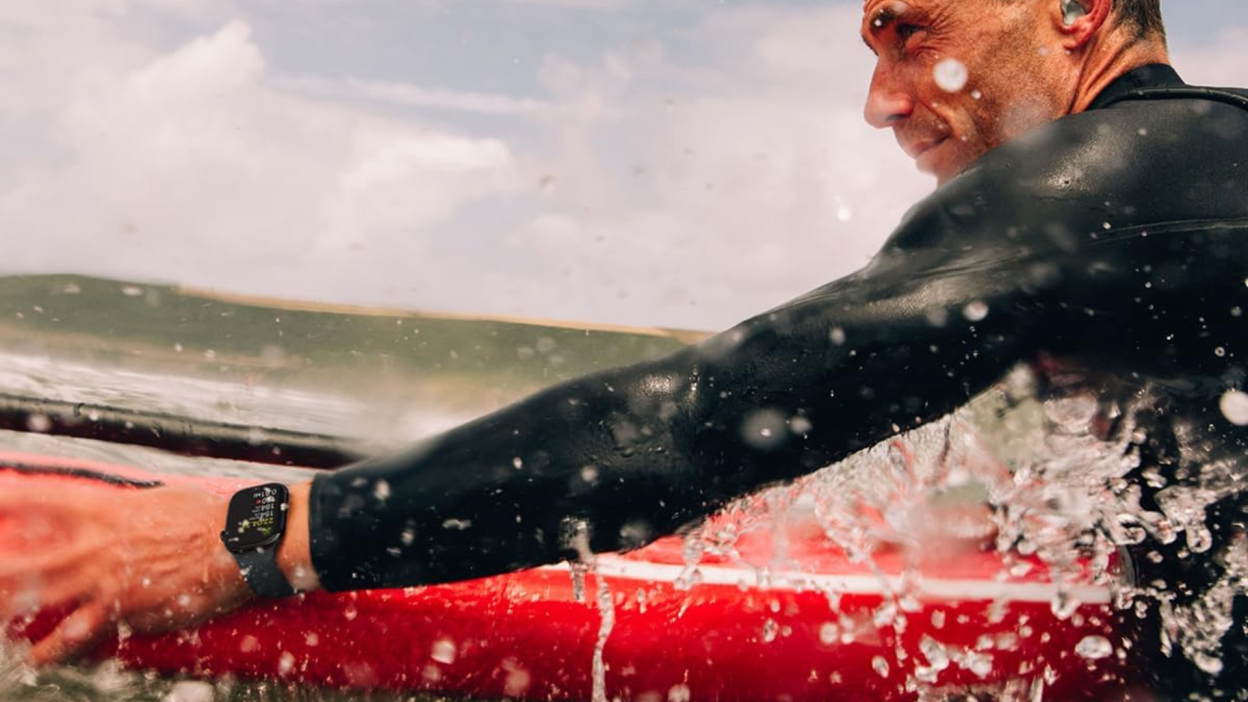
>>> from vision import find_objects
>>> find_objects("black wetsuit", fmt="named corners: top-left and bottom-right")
top-left (309, 65), bottom-right (1248, 697)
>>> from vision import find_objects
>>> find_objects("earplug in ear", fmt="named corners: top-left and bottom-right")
top-left (1061, 0), bottom-right (1087, 25)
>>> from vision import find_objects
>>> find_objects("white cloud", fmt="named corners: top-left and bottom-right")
top-left (282, 76), bottom-right (552, 116)
top-left (1, 18), bottom-right (520, 294)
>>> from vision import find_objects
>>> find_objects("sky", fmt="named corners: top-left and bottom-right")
top-left (3, 0), bottom-right (1247, 330)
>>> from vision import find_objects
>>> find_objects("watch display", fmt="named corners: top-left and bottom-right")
top-left (221, 483), bottom-right (289, 552)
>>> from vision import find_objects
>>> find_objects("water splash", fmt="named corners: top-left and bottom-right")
top-left (676, 360), bottom-right (1246, 695)
top-left (567, 519), bottom-right (615, 702)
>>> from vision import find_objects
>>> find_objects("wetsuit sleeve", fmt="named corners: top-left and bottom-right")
top-left (305, 228), bottom-right (1081, 591)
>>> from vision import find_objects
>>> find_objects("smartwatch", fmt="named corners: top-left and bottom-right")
top-left (220, 483), bottom-right (297, 598)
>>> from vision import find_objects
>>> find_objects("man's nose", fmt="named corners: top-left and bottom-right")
top-left (864, 66), bottom-right (913, 129)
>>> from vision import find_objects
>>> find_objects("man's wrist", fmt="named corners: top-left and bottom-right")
top-left (276, 481), bottom-right (322, 593)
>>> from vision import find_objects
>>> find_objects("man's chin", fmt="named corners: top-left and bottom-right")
top-left (916, 145), bottom-right (970, 186)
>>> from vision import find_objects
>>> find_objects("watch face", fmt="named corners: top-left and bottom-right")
top-left (222, 483), bottom-right (289, 551)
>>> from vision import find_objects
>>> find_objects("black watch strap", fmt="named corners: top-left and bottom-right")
top-left (233, 546), bottom-right (297, 598)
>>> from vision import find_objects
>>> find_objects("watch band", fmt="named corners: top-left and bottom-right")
top-left (233, 546), bottom-right (297, 598)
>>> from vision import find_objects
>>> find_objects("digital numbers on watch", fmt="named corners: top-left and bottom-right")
top-left (221, 483), bottom-right (289, 552)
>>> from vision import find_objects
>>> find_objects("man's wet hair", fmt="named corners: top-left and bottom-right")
top-left (1115, 0), bottom-right (1166, 40)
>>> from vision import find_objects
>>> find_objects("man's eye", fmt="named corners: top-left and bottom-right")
top-left (897, 23), bottom-right (924, 40)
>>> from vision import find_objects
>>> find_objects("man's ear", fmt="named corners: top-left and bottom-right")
top-left (1054, 0), bottom-right (1112, 50)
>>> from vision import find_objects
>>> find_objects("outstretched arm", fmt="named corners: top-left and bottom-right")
top-left (303, 237), bottom-right (1060, 590)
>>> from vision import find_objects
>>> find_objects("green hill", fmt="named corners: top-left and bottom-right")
top-left (0, 274), bottom-right (709, 416)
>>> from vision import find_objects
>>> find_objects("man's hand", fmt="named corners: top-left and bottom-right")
top-left (0, 482), bottom-right (253, 664)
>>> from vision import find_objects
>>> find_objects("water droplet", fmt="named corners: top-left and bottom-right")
top-left (873, 601), bottom-right (898, 628)
top-left (819, 622), bottom-right (838, 645)
top-left (25, 413), bottom-right (52, 433)
top-left (1194, 652), bottom-right (1225, 675)
top-left (790, 415), bottom-right (813, 435)
top-left (964, 650), bottom-right (994, 678)
top-left (278, 651), bottom-right (296, 675)
top-left (740, 409), bottom-right (789, 450)
top-left (374, 480), bottom-right (391, 502)
top-left (1220, 391), bottom-right (1248, 426)
top-left (668, 684), bottom-right (692, 702)
top-left (963, 301), bottom-right (990, 322)
top-left (1051, 590), bottom-right (1080, 620)
top-left (762, 618), bottom-right (779, 643)
top-left (62, 616), bottom-right (92, 641)
top-left (1074, 635), bottom-right (1113, 660)
top-left (836, 204), bottom-right (853, 222)
top-left (919, 635), bottom-right (951, 671)
top-left (829, 327), bottom-right (847, 345)
top-left (431, 638), bottom-right (457, 664)
top-left (926, 308), bottom-right (950, 327)
top-left (871, 655), bottom-right (890, 678)
top-left (934, 57), bottom-right (969, 92)
top-left (1214, 347), bottom-right (1227, 357)
top-left (163, 681), bottom-right (216, 702)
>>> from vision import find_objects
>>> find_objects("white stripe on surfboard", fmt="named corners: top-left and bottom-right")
top-left (542, 559), bottom-right (1114, 605)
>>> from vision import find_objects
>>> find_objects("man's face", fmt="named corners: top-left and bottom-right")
top-left (861, 0), bottom-right (1067, 183)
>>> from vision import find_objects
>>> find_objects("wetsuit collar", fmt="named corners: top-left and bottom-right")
top-left (1088, 63), bottom-right (1185, 111)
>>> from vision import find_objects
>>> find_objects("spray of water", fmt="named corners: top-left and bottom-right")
top-left (676, 362), bottom-right (1246, 697)
top-left (567, 519), bottom-right (615, 702)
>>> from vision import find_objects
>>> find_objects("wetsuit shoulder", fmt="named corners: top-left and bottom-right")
top-left (885, 90), bottom-right (1248, 265)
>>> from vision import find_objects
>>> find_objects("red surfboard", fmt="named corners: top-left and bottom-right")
top-left (1, 451), bottom-right (1134, 701)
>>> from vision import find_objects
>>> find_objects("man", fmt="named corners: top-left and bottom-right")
top-left (2, 0), bottom-right (1246, 697)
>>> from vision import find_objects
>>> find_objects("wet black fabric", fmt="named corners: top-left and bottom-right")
top-left (309, 65), bottom-right (1248, 695)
